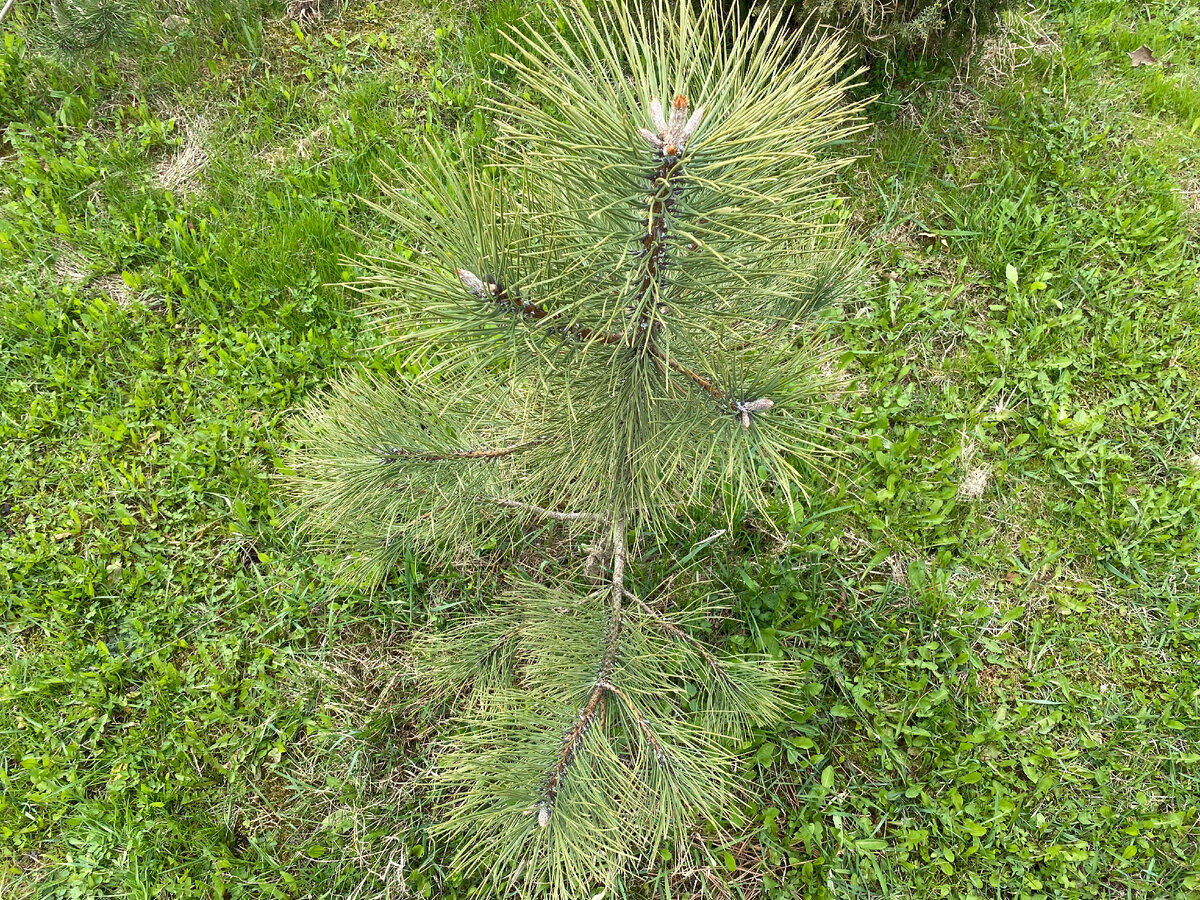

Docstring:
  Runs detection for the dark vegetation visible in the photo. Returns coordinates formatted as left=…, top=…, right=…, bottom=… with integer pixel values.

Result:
left=768, top=0, right=1011, bottom=75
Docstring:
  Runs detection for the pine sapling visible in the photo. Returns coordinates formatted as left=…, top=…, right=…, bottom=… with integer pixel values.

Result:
left=290, top=0, right=863, bottom=895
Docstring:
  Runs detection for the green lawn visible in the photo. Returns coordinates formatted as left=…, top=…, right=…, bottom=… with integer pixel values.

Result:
left=2, top=0, right=1199, bottom=898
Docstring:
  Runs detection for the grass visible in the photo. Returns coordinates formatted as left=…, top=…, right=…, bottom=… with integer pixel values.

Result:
left=1, top=0, right=1198, bottom=897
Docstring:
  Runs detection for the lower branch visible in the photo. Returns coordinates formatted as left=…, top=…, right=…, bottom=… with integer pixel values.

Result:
left=538, top=683, right=607, bottom=824
left=623, top=588, right=735, bottom=689
left=492, top=499, right=604, bottom=523
left=539, top=516, right=627, bottom=824
left=599, top=679, right=670, bottom=766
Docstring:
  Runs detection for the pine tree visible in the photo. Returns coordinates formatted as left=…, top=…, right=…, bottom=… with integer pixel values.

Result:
left=290, top=0, right=862, bottom=894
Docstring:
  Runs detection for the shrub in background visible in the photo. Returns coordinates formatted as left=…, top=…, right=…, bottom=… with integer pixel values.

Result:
left=289, top=0, right=862, bottom=895
left=768, top=0, right=1013, bottom=75
left=24, top=0, right=145, bottom=53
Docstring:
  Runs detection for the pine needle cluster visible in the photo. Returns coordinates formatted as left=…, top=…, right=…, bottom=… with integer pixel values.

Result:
left=40, top=0, right=142, bottom=52
left=290, top=0, right=863, bottom=894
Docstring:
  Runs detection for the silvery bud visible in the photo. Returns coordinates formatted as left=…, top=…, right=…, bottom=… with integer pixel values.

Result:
left=457, top=268, right=487, bottom=299
left=742, top=398, right=774, bottom=413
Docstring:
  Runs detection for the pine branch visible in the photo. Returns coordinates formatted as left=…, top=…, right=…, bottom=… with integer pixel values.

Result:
left=492, top=499, right=605, bottom=523
left=629, top=99, right=694, bottom=351
left=457, top=268, right=623, bottom=346
left=597, top=679, right=671, bottom=766
left=539, top=516, right=626, bottom=824
left=623, top=588, right=736, bottom=689
left=656, top=353, right=723, bottom=401
left=539, top=685, right=605, bottom=825
left=373, top=439, right=543, bottom=463
left=459, top=245, right=752, bottom=419
left=460, top=229, right=779, bottom=431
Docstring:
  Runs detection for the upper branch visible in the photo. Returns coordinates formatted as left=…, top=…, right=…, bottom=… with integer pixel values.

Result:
left=636, top=97, right=776, bottom=429
left=456, top=269, right=622, bottom=346
left=651, top=351, right=722, bottom=401
left=456, top=96, right=775, bottom=431
left=458, top=263, right=729, bottom=411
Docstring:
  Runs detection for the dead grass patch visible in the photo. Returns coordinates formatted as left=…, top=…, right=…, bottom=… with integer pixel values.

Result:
left=259, top=123, right=330, bottom=167
left=155, top=120, right=209, bottom=192
left=233, top=624, right=430, bottom=898
left=967, top=6, right=1064, bottom=88
left=957, top=439, right=991, bottom=500
left=90, top=274, right=135, bottom=307
left=53, top=241, right=89, bottom=284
